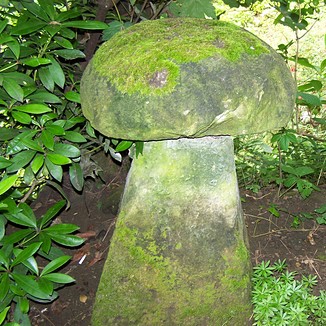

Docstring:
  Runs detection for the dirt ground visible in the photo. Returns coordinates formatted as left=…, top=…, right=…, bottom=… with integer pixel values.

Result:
left=28, top=155, right=325, bottom=326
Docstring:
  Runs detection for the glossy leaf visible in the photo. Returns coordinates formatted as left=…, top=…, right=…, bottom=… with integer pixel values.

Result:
left=21, top=138, right=44, bottom=152
left=38, top=66, right=55, bottom=92
left=47, top=233, right=84, bottom=247
left=3, top=79, right=24, bottom=102
left=42, top=273, right=75, bottom=284
left=31, top=154, right=44, bottom=174
left=45, top=124, right=65, bottom=136
left=65, top=91, right=80, bottom=103
left=41, top=129, right=55, bottom=150
left=2, top=229, right=33, bottom=245
left=11, top=242, right=42, bottom=268
left=11, top=111, right=32, bottom=124
left=69, top=162, right=84, bottom=191
left=14, top=103, right=51, bottom=114
left=45, top=157, right=63, bottom=182
left=63, top=131, right=86, bottom=143
left=0, top=175, right=18, bottom=195
left=115, top=140, right=133, bottom=152
left=53, top=143, right=80, bottom=158
left=47, top=56, right=65, bottom=88
left=53, top=49, right=86, bottom=60
left=11, top=274, right=53, bottom=300
left=0, top=306, right=10, bottom=325
left=62, top=20, right=108, bottom=30
left=39, top=200, right=66, bottom=229
left=40, top=255, right=71, bottom=276
left=0, top=128, right=20, bottom=141
left=47, top=153, right=71, bottom=165
left=11, top=19, right=47, bottom=35
left=0, top=274, right=10, bottom=302
left=21, top=58, right=52, bottom=67
left=28, top=91, right=61, bottom=104
left=45, top=223, right=80, bottom=234
left=6, top=150, right=36, bottom=173
left=54, top=36, right=73, bottom=49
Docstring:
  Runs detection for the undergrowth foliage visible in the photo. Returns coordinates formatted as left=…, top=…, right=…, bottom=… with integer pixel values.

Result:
left=252, top=260, right=326, bottom=325
left=0, top=0, right=325, bottom=324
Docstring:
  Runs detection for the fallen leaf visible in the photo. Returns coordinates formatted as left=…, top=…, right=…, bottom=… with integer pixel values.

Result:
left=88, top=251, right=104, bottom=267
left=80, top=294, right=88, bottom=303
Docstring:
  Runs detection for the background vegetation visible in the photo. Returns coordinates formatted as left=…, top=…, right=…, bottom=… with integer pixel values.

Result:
left=0, top=0, right=325, bottom=324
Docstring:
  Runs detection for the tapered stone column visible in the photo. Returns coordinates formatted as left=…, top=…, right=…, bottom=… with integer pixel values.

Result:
left=92, top=137, right=251, bottom=325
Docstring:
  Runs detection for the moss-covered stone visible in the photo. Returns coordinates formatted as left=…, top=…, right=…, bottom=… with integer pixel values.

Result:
left=80, top=18, right=296, bottom=141
left=91, top=137, right=252, bottom=325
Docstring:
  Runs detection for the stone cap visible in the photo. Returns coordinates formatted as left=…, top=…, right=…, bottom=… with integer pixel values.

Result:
left=80, top=18, right=296, bottom=141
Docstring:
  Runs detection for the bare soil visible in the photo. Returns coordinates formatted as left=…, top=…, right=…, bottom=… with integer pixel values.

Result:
left=28, top=156, right=325, bottom=326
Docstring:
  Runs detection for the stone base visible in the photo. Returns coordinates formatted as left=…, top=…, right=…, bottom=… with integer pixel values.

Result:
left=92, top=136, right=252, bottom=325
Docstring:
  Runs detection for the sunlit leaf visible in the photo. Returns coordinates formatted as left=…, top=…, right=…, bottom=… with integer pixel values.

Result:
left=0, top=175, right=18, bottom=195
left=12, top=242, right=42, bottom=268
left=45, top=157, right=63, bottom=182
left=3, top=79, right=24, bottom=102
left=40, top=255, right=71, bottom=276
left=42, top=273, right=75, bottom=284
left=62, top=20, right=108, bottom=30
left=39, top=200, right=66, bottom=229
left=13, top=103, right=52, bottom=114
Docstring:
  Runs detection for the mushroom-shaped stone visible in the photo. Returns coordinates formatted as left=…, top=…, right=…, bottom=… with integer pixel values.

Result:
left=80, top=18, right=295, bottom=325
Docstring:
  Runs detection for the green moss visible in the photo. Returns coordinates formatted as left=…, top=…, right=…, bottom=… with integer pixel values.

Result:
left=93, top=18, right=269, bottom=96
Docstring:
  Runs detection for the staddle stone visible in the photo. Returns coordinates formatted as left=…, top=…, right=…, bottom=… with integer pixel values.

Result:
left=92, top=137, right=251, bottom=325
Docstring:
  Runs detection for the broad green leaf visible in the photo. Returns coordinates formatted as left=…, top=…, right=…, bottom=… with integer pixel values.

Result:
left=39, top=113, right=59, bottom=126
left=315, top=204, right=326, bottom=214
left=2, top=72, right=34, bottom=87
left=282, top=165, right=296, bottom=175
left=102, top=21, right=132, bottom=41
left=23, top=255, right=39, bottom=275
left=0, top=128, right=19, bottom=141
left=40, top=255, right=71, bottom=276
left=21, top=58, right=52, bottom=67
left=39, top=200, right=66, bottom=229
left=0, top=306, right=10, bottom=325
left=45, top=157, right=63, bottom=182
left=14, top=103, right=51, bottom=114
left=38, top=66, right=55, bottom=92
left=297, top=57, right=317, bottom=70
left=4, top=211, right=37, bottom=228
left=86, top=121, right=96, bottom=138
left=39, top=232, right=52, bottom=254
left=47, top=153, right=72, bottom=165
left=41, top=129, right=55, bottom=150
left=53, top=143, right=80, bottom=158
left=47, top=233, right=84, bottom=247
left=28, top=91, right=61, bottom=104
left=54, top=36, right=73, bottom=49
left=56, top=8, right=80, bottom=22
left=37, top=0, right=56, bottom=20
left=115, top=140, right=133, bottom=152
left=0, top=274, right=9, bottom=302
left=3, top=79, right=24, bottom=102
left=0, top=216, right=5, bottom=241
left=2, top=229, right=33, bottom=245
left=11, top=19, right=47, bottom=35
left=42, top=273, right=75, bottom=284
left=47, top=56, right=65, bottom=88
left=297, top=92, right=322, bottom=107
left=11, top=273, right=53, bottom=299
left=6, top=150, right=36, bottom=173
left=7, top=39, right=20, bottom=59
left=37, top=277, right=54, bottom=297
left=22, top=1, right=51, bottom=22
left=0, top=19, right=8, bottom=34
left=53, top=49, right=85, bottom=60
left=18, top=202, right=37, bottom=226
left=294, top=166, right=314, bottom=177
left=63, top=131, right=86, bottom=143
left=21, top=137, right=44, bottom=152
left=45, top=223, right=80, bottom=234
left=169, top=0, right=216, bottom=18
left=24, top=165, right=35, bottom=185
left=65, top=91, right=80, bottom=103
left=11, top=111, right=32, bottom=124
left=69, top=162, right=84, bottom=191
left=12, top=242, right=42, bottom=268
left=31, top=154, right=45, bottom=174
left=45, top=124, right=65, bottom=136
left=0, top=248, right=10, bottom=268
left=0, top=175, right=18, bottom=195
left=63, top=117, right=85, bottom=130
left=297, top=80, right=323, bottom=92
left=6, top=130, right=38, bottom=155
left=62, top=20, right=108, bottom=30
left=17, top=297, right=29, bottom=314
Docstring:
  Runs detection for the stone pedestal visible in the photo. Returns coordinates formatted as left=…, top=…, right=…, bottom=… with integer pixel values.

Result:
left=92, top=136, right=252, bottom=325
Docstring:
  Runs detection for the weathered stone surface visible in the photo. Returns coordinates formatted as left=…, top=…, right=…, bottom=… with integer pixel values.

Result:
left=92, top=137, right=252, bottom=325
left=80, top=18, right=296, bottom=141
